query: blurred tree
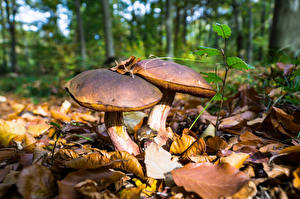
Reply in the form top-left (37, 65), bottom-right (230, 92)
top-left (101, 0), bottom-right (115, 62)
top-left (269, 0), bottom-right (300, 61)
top-left (0, 0), bottom-right (7, 73)
top-left (246, 0), bottom-right (253, 65)
top-left (232, 0), bottom-right (243, 58)
top-left (75, 0), bottom-right (87, 69)
top-left (4, 0), bottom-right (19, 73)
top-left (166, 0), bottom-right (174, 58)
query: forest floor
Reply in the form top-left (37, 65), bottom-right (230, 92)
top-left (0, 64), bottom-right (299, 199)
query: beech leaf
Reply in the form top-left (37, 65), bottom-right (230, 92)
top-left (171, 163), bottom-right (250, 199)
top-left (170, 134), bottom-right (196, 154)
top-left (145, 142), bottom-right (182, 179)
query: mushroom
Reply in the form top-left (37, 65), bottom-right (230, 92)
top-left (65, 69), bottom-right (162, 155)
top-left (132, 59), bottom-right (216, 144)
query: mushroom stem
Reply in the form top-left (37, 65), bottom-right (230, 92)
top-left (147, 89), bottom-right (175, 144)
top-left (104, 112), bottom-right (140, 155)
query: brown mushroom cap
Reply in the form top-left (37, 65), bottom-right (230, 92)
top-left (134, 59), bottom-right (216, 97)
top-left (65, 69), bottom-right (162, 112)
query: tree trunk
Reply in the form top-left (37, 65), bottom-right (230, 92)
top-left (247, 1), bottom-right (253, 65)
top-left (182, 5), bottom-right (188, 45)
top-left (4, 0), bottom-right (18, 73)
top-left (0, 0), bottom-right (7, 73)
top-left (232, 0), bottom-right (243, 58)
top-left (258, 1), bottom-right (266, 61)
top-left (269, 0), bottom-right (300, 61)
top-left (166, 0), bottom-right (174, 58)
top-left (101, 0), bottom-right (115, 61)
top-left (75, 0), bottom-right (87, 69)
top-left (174, 0), bottom-right (181, 56)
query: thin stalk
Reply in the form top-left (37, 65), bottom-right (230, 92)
top-left (215, 67), bottom-right (229, 133)
top-left (189, 94), bottom-right (217, 130)
top-left (215, 37), bottom-right (229, 134)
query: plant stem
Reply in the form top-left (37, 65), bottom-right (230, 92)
top-left (215, 37), bottom-right (229, 134)
top-left (215, 67), bottom-right (229, 133)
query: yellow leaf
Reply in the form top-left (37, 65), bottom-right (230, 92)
top-left (293, 166), bottom-right (300, 189)
top-left (170, 134), bottom-right (196, 154)
top-left (0, 120), bottom-right (26, 147)
top-left (220, 152), bottom-right (250, 169)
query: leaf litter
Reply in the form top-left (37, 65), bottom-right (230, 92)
top-left (0, 76), bottom-right (299, 199)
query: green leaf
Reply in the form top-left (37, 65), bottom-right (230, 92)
top-left (195, 46), bottom-right (221, 57)
top-left (213, 93), bottom-right (222, 101)
top-left (226, 57), bottom-right (253, 70)
top-left (212, 23), bottom-right (231, 39)
top-left (50, 122), bottom-right (61, 129)
top-left (200, 72), bottom-right (223, 83)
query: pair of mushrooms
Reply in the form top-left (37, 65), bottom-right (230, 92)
top-left (65, 58), bottom-right (216, 155)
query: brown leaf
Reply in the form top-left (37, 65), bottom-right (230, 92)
top-left (219, 114), bottom-right (246, 130)
top-left (272, 107), bottom-right (300, 132)
top-left (17, 164), bottom-right (56, 199)
top-left (111, 151), bottom-right (145, 179)
top-left (262, 162), bottom-right (290, 178)
top-left (181, 138), bottom-right (206, 160)
top-left (63, 152), bottom-right (111, 169)
top-left (206, 136), bottom-right (228, 154)
top-left (220, 152), bottom-right (250, 169)
top-left (58, 167), bottom-right (125, 199)
top-left (227, 181), bottom-right (257, 199)
top-left (171, 163), bottom-right (250, 199)
top-left (170, 134), bottom-right (196, 155)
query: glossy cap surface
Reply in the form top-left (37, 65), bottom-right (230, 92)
top-left (65, 69), bottom-right (162, 111)
top-left (134, 59), bottom-right (216, 97)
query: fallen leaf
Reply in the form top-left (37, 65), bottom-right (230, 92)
top-left (227, 181), bottom-right (257, 199)
top-left (170, 133), bottom-right (196, 154)
top-left (220, 152), bottom-right (250, 169)
top-left (171, 163), bottom-right (249, 199)
top-left (110, 151), bottom-right (145, 179)
top-left (206, 136), bottom-right (228, 154)
top-left (145, 142), bottom-right (182, 179)
top-left (200, 123), bottom-right (215, 138)
top-left (58, 167), bottom-right (124, 199)
top-left (27, 123), bottom-right (51, 137)
top-left (124, 111), bottom-right (147, 134)
top-left (181, 138), bottom-right (206, 160)
top-left (17, 164), bottom-right (55, 199)
top-left (0, 120), bottom-right (26, 147)
top-left (119, 184), bottom-right (146, 199)
top-left (50, 109), bottom-right (71, 122)
top-left (263, 162), bottom-right (290, 178)
top-left (293, 166), bottom-right (300, 190)
top-left (63, 152), bottom-right (111, 169)
top-left (59, 100), bottom-right (71, 114)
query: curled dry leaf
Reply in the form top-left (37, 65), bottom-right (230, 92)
top-left (17, 164), bottom-right (56, 199)
top-left (171, 163), bottom-right (250, 199)
top-left (110, 151), bottom-right (144, 179)
top-left (293, 166), bottom-right (300, 189)
top-left (58, 167), bottom-right (125, 199)
top-left (220, 152), bottom-right (250, 169)
top-left (74, 179), bottom-right (103, 199)
top-left (63, 152), bottom-right (111, 169)
top-left (145, 142), bottom-right (182, 179)
top-left (181, 138), bottom-right (206, 160)
top-left (263, 162), bottom-right (290, 178)
top-left (206, 136), bottom-right (228, 154)
top-left (200, 123), bottom-right (215, 138)
top-left (170, 133), bottom-right (196, 155)
top-left (55, 149), bottom-right (79, 161)
top-left (0, 120), bottom-right (26, 147)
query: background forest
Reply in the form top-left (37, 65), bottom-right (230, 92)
top-left (0, 0), bottom-right (300, 97)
